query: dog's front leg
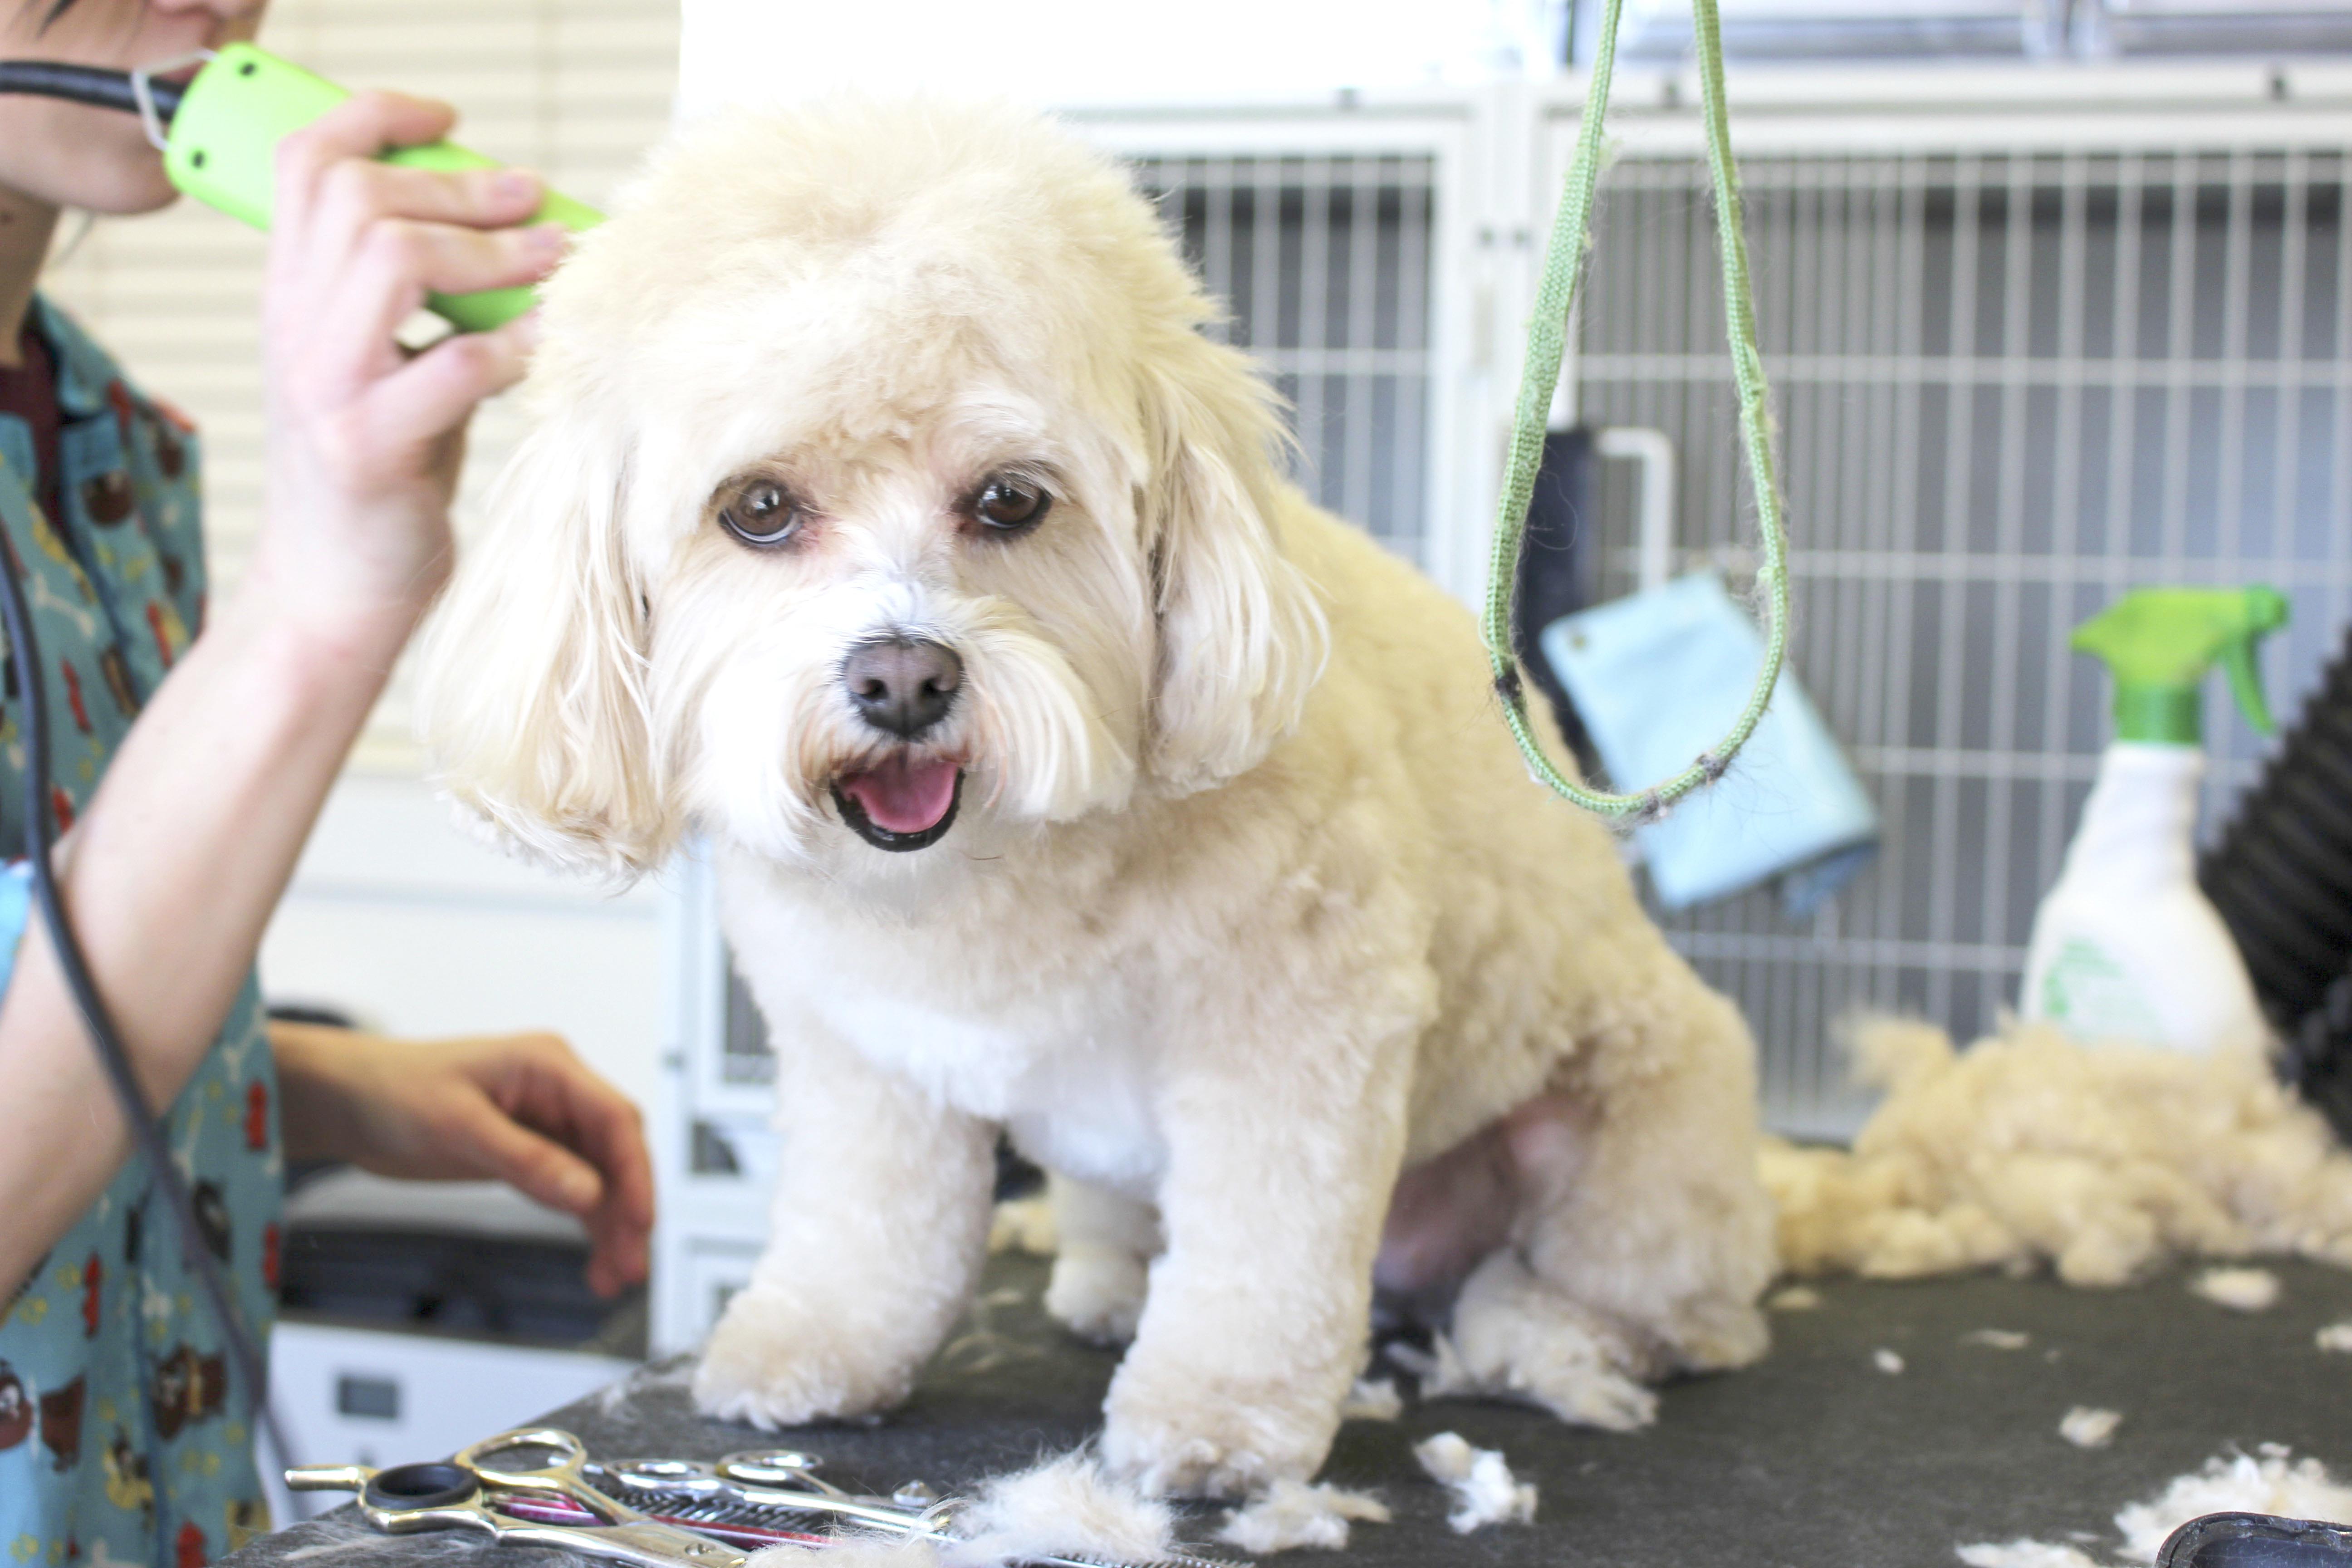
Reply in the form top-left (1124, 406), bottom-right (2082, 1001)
top-left (1100, 1021), bottom-right (1416, 1498)
top-left (693, 1024), bottom-right (995, 1428)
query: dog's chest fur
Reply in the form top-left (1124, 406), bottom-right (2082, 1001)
top-left (718, 844), bottom-right (1191, 1196)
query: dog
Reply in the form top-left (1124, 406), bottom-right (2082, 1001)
top-left (418, 99), bottom-right (1774, 1499)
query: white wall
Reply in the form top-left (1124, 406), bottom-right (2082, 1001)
top-left (678, 0), bottom-right (1565, 115)
top-left (261, 777), bottom-right (669, 1112)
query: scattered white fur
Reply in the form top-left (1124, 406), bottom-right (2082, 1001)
top-left (953, 1449), bottom-right (1181, 1566)
top-left (988, 1195), bottom-right (1058, 1257)
top-left (1767, 1285), bottom-right (1822, 1311)
top-left (1339, 1377), bottom-right (1403, 1421)
top-left (2190, 1266), bottom-right (2281, 1313)
top-left (748, 1451), bottom-right (1183, 1568)
top-left (1763, 1018), bottom-right (2352, 1287)
top-left (2060, 1407), bottom-right (2122, 1449)
top-left (2317, 1321), bottom-right (2352, 1353)
top-left (1957, 1541), bottom-right (2105, 1568)
top-left (1412, 1432), bottom-right (1537, 1534)
top-left (1874, 1349), bottom-right (1906, 1374)
top-left (2114, 1446), bottom-right (2352, 1559)
top-left (421, 99), bottom-right (1775, 1494)
top-left (1962, 1329), bottom-right (2030, 1350)
top-left (1216, 1480), bottom-right (1391, 1553)
top-left (1955, 1444), bottom-right (2352, 1568)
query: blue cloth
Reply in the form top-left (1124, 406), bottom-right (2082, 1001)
top-left (0, 298), bottom-right (280, 1568)
top-left (1541, 571), bottom-right (1879, 912)
top-left (0, 862), bottom-right (30, 993)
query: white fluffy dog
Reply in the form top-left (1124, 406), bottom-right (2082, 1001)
top-left (419, 101), bottom-right (1773, 1498)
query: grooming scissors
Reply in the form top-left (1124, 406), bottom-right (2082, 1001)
top-left (286, 1427), bottom-right (765, 1568)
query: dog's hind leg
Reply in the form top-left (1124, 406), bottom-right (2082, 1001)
top-left (692, 1020), bottom-right (996, 1429)
top-left (1043, 1173), bottom-right (1160, 1345)
top-left (1452, 976), bottom-right (1773, 1426)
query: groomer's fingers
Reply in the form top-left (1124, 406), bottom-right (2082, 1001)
top-left (441, 1086), bottom-right (608, 1217)
top-left (362, 311), bottom-right (540, 446)
top-left (308, 161), bottom-right (544, 268)
top-left (564, 1082), bottom-right (655, 1297)
top-left (274, 90), bottom-right (458, 232)
top-left (324, 219), bottom-right (562, 361)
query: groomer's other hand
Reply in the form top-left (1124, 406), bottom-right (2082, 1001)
top-left (252, 89), bottom-right (563, 647)
top-left (274, 1023), bottom-right (656, 1296)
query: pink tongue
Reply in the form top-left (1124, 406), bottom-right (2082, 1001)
top-left (840, 756), bottom-right (960, 834)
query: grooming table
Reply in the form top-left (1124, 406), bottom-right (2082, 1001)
top-left (228, 1253), bottom-right (2352, 1568)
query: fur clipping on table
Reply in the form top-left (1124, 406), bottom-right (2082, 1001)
top-left (743, 1450), bottom-right (1181, 1568)
top-left (2058, 1407), bottom-right (2122, 1449)
top-left (1761, 1018), bottom-right (2352, 1287)
top-left (1216, 1480), bottom-right (1392, 1553)
top-left (1411, 1433), bottom-right (1537, 1534)
top-left (1955, 1444), bottom-right (2352, 1567)
top-left (2190, 1266), bottom-right (2281, 1312)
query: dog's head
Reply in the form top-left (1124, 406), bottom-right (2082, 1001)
top-left (419, 102), bottom-right (1328, 879)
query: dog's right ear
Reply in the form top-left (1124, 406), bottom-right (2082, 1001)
top-left (416, 412), bottom-right (676, 879)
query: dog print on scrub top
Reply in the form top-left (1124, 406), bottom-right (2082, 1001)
top-left (0, 297), bottom-right (279, 1568)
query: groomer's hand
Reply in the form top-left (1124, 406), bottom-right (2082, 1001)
top-left (250, 90), bottom-right (564, 646)
top-left (273, 1022), bottom-right (656, 1296)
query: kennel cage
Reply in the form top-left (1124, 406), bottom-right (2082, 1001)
top-left (651, 64), bottom-right (2352, 1349)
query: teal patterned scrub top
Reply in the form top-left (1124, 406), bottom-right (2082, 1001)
top-left (0, 298), bottom-right (280, 1568)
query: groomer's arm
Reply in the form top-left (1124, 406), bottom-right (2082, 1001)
top-left (0, 92), bottom-right (557, 1297)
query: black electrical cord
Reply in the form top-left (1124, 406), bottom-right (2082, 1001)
top-left (0, 60), bottom-right (183, 118)
top-left (0, 545), bottom-right (292, 1485)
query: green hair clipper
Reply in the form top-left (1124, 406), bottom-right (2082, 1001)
top-left (0, 42), bottom-right (602, 331)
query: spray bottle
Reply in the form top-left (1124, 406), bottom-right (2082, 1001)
top-left (2021, 587), bottom-right (2289, 1054)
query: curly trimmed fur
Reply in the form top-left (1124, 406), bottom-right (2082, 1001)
top-left (418, 98), bottom-right (1772, 1497)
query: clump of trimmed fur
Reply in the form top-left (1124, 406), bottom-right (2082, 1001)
top-left (1956, 1444), bottom-right (2352, 1567)
top-left (745, 1450), bottom-right (1182, 1568)
top-left (1217, 1480), bottom-right (1391, 1553)
top-left (1762, 1018), bottom-right (2352, 1287)
top-left (2190, 1266), bottom-right (2280, 1312)
top-left (1411, 1433), bottom-right (1537, 1534)
top-left (954, 1450), bottom-right (1180, 1565)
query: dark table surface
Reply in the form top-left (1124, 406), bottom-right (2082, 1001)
top-left (234, 1252), bottom-right (2352, 1568)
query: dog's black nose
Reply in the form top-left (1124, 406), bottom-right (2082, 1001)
top-left (843, 637), bottom-right (963, 738)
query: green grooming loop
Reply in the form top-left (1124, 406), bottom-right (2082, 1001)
top-left (1481, 0), bottom-right (1792, 822)
top-left (164, 43), bottom-right (603, 332)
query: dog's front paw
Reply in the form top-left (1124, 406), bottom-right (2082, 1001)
top-left (1044, 1245), bottom-right (1147, 1345)
top-left (1663, 1297), bottom-right (1769, 1373)
top-left (691, 1284), bottom-right (917, 1429)
top-left (1101, 1366), bottom-right (1337, 1499)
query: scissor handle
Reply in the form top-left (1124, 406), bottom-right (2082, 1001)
top-left (455, 1427), bottom-right (591, 1487)
top-left (365, 1462), bottom-right (482, 1512)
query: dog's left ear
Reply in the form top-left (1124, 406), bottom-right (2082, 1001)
top-left (1140, 333), bottom-right (1329, 793)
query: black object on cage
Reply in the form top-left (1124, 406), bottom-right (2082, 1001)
top-left (2201, 622), bottom-right (2352, 1144)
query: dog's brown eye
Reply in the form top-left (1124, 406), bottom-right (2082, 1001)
top-left (973, 475), bottom-right (1050, 534)
top-left (719, 480), bottom-right (804, 548)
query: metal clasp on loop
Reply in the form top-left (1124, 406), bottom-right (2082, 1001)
top-left (128, 49), bottom-right (214, 152)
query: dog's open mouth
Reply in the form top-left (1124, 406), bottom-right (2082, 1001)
top-left (830, 756), bottom-right (965, 852)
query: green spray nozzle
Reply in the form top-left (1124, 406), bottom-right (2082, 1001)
top-left (2072, 586), bottom-right (2289, 745)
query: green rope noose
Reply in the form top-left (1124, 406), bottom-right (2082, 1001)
top-left (1480, 0), bottom-right (1792, 822)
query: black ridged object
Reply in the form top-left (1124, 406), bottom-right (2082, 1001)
top-left (2200, 621), bottom-right (2352, 1142)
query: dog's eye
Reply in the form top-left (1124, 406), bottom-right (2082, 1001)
top-left (718, 480), bottom-right (805, 548)
top-left (972, 475), bottom-right (1051, 534)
